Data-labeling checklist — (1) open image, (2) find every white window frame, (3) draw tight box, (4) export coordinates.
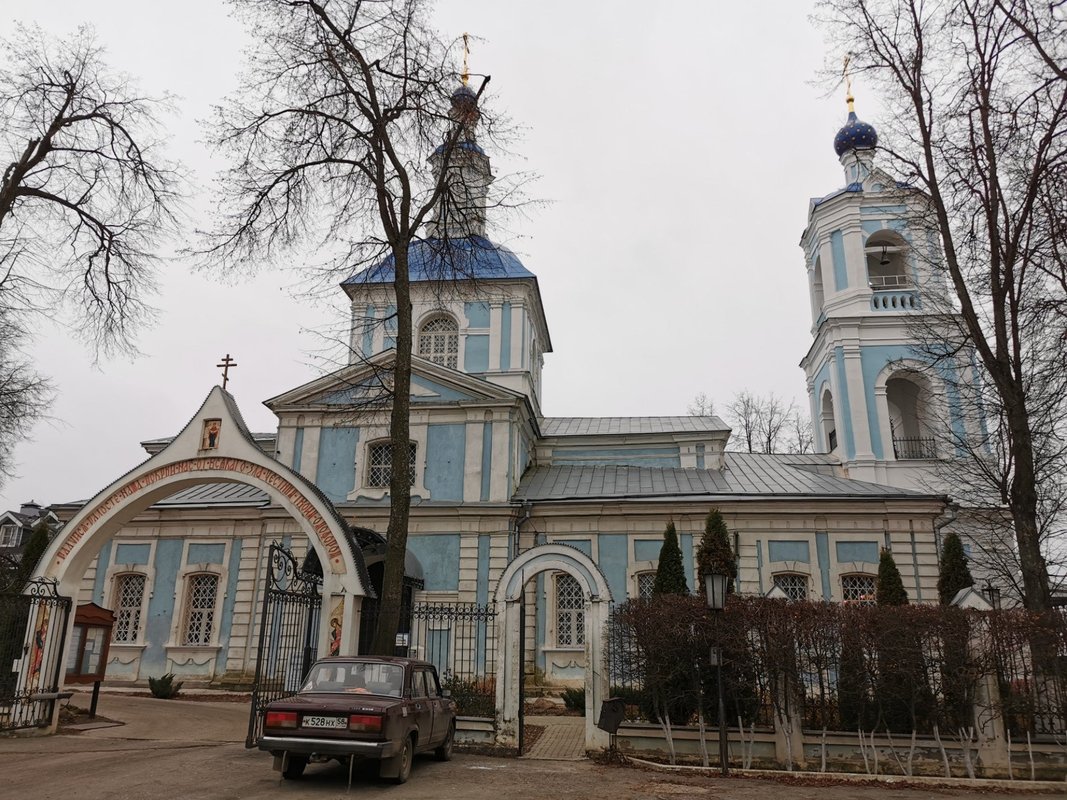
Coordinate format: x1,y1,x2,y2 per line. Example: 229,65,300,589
772,572,809,602
841,573,877,605
417,314,459,369
111,572,148,644
554,572,585,648
0,523,20,547
365,439,418,488
181,573,221,647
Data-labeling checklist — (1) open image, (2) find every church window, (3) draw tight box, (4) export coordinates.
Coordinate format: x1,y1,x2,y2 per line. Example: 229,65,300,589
636,571,656,599
864,231,910,289
841,574,876,605
418,316,459,369
113,573,146,643
0,523,19,547
555,573,585,647
772,573,808,601
367,441,417,488
182,574,219,646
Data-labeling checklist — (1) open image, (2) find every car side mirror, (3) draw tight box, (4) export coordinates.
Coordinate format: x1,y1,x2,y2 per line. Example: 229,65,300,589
441,689,452,699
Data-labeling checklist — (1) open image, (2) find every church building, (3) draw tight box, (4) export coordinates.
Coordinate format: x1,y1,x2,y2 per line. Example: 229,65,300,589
53,85,970,688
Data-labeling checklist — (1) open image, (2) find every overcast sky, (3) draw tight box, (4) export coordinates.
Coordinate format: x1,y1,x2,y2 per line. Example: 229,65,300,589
0,0,870,511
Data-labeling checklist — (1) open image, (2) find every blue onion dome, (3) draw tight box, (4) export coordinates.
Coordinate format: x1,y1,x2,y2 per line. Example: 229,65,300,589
834,106,878,156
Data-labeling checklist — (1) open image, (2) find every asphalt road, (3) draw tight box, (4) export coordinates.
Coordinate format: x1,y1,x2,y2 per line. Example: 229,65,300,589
1,693,1058,800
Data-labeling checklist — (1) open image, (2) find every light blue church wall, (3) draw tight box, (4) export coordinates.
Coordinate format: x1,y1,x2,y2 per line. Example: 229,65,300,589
361,305,376,356
187,543,225,564
551,446,681,468
92,541,113,603
633,539,661,562
597,534,628,602
407,534,460,591
316,427,359,503
836,541,879,563
114,543,150,565
768,540,810,563
410,375,475,403
464,301,490,328
141,538,184,675
465,335,489,372
425,424,465,501
383,303,397,351
859,344,915,459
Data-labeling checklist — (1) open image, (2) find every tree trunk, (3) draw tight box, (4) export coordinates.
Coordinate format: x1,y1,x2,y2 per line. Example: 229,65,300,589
1005,405,1052,611
371,245,414,655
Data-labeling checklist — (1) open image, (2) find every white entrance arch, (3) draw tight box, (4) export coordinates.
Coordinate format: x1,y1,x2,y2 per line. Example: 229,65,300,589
493,543,613,752
32,387,369,730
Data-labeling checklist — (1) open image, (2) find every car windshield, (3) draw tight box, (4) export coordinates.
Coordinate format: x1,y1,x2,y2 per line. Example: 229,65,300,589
302,661,405,698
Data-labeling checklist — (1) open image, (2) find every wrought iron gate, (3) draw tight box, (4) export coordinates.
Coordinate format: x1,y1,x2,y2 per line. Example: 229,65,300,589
245,544,321,748
0,579,72,732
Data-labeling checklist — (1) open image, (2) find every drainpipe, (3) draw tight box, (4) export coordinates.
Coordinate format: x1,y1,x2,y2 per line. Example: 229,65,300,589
510,501,532,561
933,502,959,560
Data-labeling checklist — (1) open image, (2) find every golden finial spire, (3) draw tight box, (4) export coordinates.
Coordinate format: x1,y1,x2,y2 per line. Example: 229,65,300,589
843,54,855,113
461,32,470,86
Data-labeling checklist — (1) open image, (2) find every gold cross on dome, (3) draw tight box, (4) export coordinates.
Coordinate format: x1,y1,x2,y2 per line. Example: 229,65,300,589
217,353,237,390
843,54,855,112
462,32,470,85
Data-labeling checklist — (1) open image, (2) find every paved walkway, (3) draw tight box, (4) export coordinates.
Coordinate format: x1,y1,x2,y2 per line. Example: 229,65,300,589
522,715,586,760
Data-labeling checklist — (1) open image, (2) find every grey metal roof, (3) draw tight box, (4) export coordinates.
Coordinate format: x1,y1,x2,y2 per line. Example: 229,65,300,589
540,416,729,437
151,482,271,507
514,452,931,502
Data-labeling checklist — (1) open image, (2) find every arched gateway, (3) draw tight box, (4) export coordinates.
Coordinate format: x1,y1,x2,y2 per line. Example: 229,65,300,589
493,543,613,751
32,387,369,731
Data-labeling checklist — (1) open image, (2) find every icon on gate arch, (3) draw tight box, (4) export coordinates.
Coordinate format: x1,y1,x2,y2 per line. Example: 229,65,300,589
200,419,222,450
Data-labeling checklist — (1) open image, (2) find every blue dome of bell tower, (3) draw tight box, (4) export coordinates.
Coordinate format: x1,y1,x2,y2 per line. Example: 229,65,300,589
833,100,878,157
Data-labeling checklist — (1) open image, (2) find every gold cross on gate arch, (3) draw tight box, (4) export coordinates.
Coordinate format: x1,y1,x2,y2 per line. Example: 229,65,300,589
217,354,237,390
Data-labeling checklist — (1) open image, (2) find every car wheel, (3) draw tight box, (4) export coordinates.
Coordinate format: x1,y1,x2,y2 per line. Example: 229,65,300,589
434,722,455,761
282,756,307,780
393,735,414,784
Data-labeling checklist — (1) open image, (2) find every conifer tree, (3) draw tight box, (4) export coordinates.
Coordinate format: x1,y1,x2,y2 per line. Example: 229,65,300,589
937,532,974,605
653,521,689,596
695,509,736,594
15,520,50,589
875,548,908,606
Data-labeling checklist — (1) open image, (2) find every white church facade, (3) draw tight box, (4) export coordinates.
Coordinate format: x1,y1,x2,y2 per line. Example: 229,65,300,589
51,89,981,688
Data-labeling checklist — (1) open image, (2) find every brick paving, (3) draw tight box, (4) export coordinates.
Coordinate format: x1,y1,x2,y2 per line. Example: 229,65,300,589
521,715,586,760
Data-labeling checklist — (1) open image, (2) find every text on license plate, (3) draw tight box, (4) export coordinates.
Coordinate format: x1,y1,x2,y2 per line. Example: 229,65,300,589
302,715,347,729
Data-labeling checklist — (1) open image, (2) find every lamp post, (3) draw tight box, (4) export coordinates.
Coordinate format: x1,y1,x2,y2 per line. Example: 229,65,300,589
703,572,729,776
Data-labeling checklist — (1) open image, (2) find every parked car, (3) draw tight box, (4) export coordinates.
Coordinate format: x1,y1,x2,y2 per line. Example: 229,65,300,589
259,656,456,782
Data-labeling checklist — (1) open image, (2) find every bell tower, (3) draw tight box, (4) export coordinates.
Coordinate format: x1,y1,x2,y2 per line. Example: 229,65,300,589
799,90,977,490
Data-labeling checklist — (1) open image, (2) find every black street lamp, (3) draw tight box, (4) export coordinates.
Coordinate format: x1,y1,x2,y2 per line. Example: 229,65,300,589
703,571,729,776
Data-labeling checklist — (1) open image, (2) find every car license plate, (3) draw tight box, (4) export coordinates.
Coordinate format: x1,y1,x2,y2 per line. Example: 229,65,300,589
302,715,347,729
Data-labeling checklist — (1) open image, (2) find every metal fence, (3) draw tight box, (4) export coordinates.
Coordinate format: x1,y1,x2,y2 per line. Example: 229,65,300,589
607,598,1067,741
0,579,72,733
409,602,497,717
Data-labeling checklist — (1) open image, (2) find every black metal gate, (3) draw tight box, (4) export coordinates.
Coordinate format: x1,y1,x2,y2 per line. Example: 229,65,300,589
245,544,321,748
0,579,72,732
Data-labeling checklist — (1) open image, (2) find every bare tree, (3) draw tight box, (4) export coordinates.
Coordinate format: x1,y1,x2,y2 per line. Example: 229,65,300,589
0,24,178,485
204,0,524,653
689,390,814,455
818,0,1066,609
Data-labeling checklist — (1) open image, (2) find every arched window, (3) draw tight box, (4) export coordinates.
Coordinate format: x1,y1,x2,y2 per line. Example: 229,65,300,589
841,574,876,605
772,573,808,601
418,315,459,369
112,573,146,643
821,388,837,452
366,440,417,488
865,231,909,288
182,573,219,646
555,573,585,647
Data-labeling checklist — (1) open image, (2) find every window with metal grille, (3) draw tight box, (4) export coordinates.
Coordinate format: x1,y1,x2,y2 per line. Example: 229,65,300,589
367,441,417,488
841,574,876,605
418,316,459,369
113,574,146,643
773,573,808,601
636,571,656,599
182,574,218,646
555,573,585,647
